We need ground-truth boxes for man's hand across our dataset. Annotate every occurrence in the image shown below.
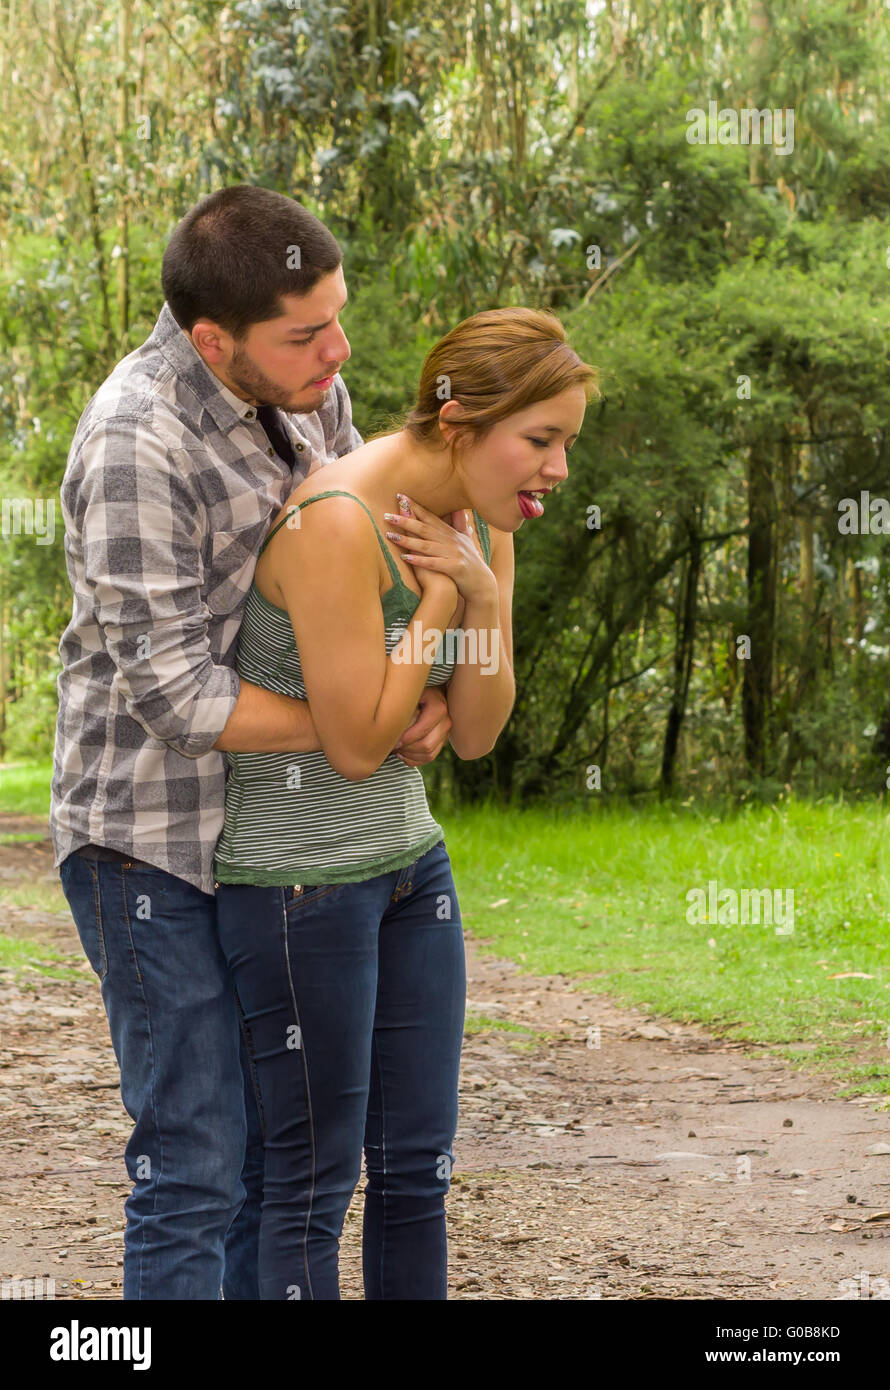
[393,685,452,766]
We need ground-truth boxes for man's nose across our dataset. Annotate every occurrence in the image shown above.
[321,325,350,364]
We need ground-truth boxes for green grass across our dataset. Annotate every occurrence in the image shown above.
[0,934,83,981]
[464,1012,531,1034]
[464,1011,555,1050]
[444,797,890,1096]
[0,762,79,978]
[1,882,70,913]
[5,759,890,1092]
[0,759,54,815]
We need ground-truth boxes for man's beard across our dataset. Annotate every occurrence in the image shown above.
[228,342,319,411]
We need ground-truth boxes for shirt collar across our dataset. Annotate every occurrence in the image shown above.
[151,301,272,434]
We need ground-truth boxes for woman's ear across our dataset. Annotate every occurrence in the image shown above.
[437,397,467,448]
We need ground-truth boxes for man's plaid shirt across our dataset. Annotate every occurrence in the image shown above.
[50,301,363,895]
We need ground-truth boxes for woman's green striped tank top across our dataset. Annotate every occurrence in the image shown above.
[213,489,491,887]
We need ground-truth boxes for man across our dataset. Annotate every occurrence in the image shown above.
[50,184,453,1300]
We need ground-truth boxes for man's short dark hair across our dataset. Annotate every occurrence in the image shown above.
[161,184,343,338]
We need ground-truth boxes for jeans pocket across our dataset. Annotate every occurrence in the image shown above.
[285,882,342,917]
[82,919,109,983]
[60,855,109,982]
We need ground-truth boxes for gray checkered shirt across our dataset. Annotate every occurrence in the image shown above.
[50,301,363,895]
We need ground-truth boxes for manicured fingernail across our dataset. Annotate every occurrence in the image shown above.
[386,531,402,541]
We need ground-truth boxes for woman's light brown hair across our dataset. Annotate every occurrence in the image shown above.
[401,306,599,451]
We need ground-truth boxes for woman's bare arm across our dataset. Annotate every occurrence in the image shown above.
[274,495,458,780]
[446,523,516,758]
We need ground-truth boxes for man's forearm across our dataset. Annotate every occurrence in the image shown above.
[212,679,320,753]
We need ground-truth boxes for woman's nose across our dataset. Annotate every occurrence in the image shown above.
[546,451,569,483]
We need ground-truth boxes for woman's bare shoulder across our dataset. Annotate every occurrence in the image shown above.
[255,479,381,610]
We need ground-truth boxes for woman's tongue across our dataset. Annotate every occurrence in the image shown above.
[518,490,544,519]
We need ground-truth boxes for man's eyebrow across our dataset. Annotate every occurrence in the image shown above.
[283,320,329,336]
[282,297,348,336]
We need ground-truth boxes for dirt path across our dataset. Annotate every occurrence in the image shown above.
[2,816,890,1300]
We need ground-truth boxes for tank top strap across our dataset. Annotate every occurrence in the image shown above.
[259,489,402,586]
[472,511,491,565]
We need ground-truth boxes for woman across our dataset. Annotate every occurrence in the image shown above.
[213,306,598,1299]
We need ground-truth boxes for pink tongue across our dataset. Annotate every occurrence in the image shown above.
[518,490,544,518]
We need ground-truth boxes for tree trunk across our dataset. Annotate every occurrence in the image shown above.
[660,519,702,794]
[117,0,132,351]
[742,443,777,777]
[747,0,771,188]
[784,440,819,782]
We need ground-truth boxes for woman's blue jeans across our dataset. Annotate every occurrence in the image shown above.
[214,838,466,1301]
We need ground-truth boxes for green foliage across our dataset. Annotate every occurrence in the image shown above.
[338,277,437,437]
[4,0,890,792]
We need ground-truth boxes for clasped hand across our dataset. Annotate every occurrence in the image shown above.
[383,495,495,605]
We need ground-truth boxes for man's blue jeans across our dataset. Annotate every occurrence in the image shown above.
[58,851,265,1300]
[214,839,466,1300]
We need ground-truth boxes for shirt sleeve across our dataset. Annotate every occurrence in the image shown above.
[70,419,240,759]
[330,373,364,454]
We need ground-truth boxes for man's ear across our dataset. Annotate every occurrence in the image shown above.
[189,319,232,366]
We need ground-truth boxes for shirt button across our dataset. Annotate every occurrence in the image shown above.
[295,443,304,451]
[245,408,256,420]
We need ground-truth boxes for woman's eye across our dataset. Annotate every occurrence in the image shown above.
[529,438,549,448]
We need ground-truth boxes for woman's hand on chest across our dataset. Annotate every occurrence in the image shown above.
[383,499,495,610]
